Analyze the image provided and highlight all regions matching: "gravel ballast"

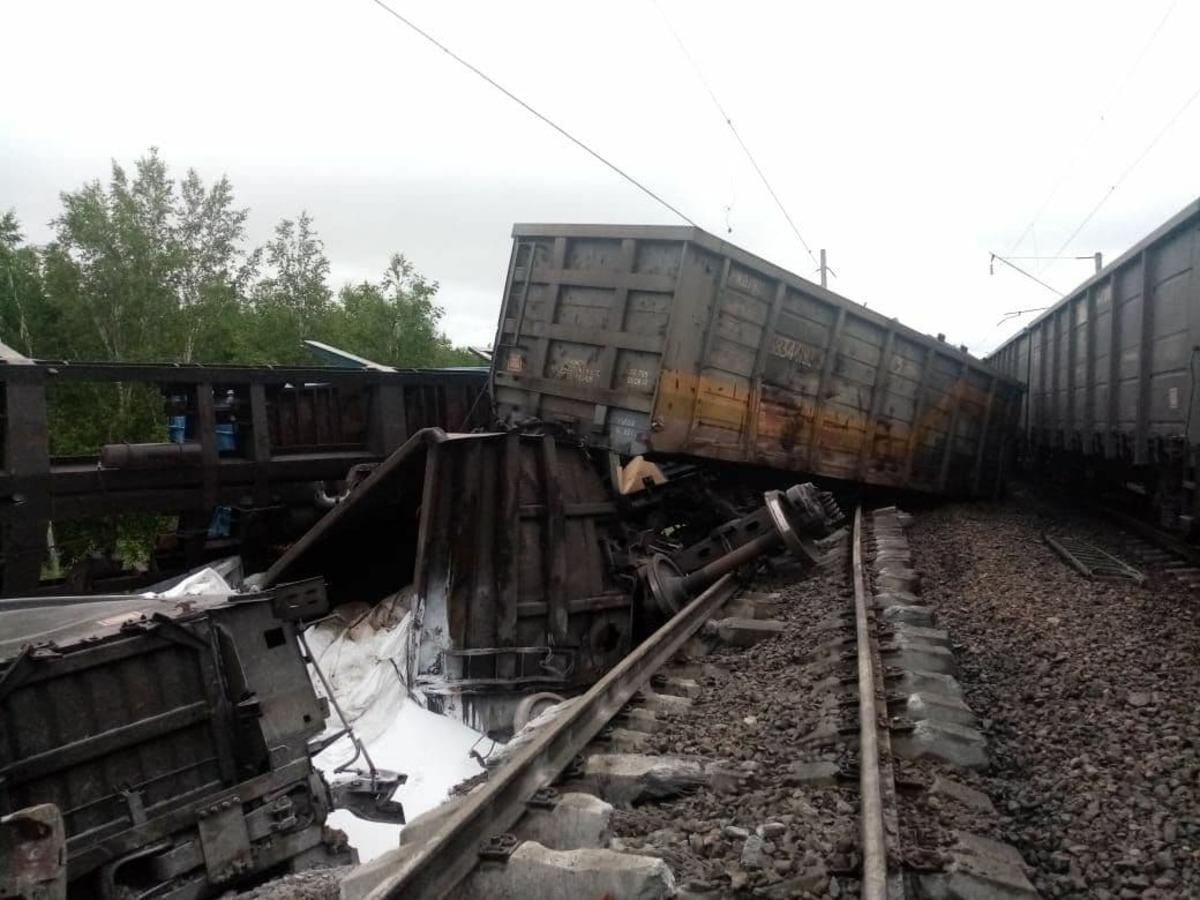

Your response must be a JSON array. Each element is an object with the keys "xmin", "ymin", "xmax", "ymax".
[
  {"xmin": 607, "ymin": 554, "xmax": 865, "ymax": 898},
  {"xmin": 910, "ymin": 492, "xmax": 1200, "ymax": 899}
]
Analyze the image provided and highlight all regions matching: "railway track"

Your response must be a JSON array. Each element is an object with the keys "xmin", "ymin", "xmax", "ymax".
[
  {"xmin": 342, "ymin": 504, "xmax": 1035, "ymax": 900},
  {"xmin": 1091, "ymin": 504, "xmax": 1200, "ymax": 587},
  {"xmin": 852, "ymin": 506, "xmax": 904, "ymax": 899},
  {"xmin": 352, "ymin": 573, "xmax": 744, "ymax": 898},
  {"xmin": 911, "ymin": 497, "xmax": 1199, "ymax": 897},
  {"xmin": 1038, "ymin": 494, "xmax": 1200, "ymax": 588}
]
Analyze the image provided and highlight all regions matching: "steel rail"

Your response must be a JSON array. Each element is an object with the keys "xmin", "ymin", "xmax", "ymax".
[
  {"xmin": 366, "ymin": 574, "xmax": 740, "ymax": 899},
  {"xmin": 1091, "ymin": 501, "xmax": 1200, "ymax": 567},
  {"xmin": 854, "ymin": 506, "xmax": 888, "ymax": 898}
]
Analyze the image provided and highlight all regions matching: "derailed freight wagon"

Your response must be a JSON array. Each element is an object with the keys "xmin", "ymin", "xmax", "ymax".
[
  {"xmin": 0, "ymin": 355, "xmax": 487, "ymax": 597},
  {"xmin": 258, "ymin": 427, "xmax": 841, "ymax": 736},
  {"xmin": 260, "ymin": 429, "xmax": 635, "ymax": 735},
  {"xmin": 491, "ymin": 224, "xmax": 1023, "ymax": 497},
  {"xmin": 988, "ymin": 197, "xmax": 1200, "ymax": 530}
]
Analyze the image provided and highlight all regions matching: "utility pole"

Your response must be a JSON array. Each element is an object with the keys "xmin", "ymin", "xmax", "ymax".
[
  {"xmin": 819, "ymin": 249, "xmax": 828, "ymax": 288},
  {"xmin": 1094, "ymin": 252, "xmax": 1103, "ymax": 273}
]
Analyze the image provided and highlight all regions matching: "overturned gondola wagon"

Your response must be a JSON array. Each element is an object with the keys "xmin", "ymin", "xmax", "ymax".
[
  {"xmin": 491, "ymin": 224, "xmax": 1023, "ymax": 497},
  {"xmin": 0, "ymin": 581, "xmax": 402, "ymax": 899}
]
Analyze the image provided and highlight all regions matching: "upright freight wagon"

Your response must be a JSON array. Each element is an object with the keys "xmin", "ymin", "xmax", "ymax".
[
  {"xmin": 491, "ymin": 224, "xmax": 1023, "ymax": 497},
  {"xmin": 988, "ymin": 197, "xmax": 1200, "ymax": 530}
]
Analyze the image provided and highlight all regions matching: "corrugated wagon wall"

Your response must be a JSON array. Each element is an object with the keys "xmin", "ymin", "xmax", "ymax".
[{"xmin": 988, "ymin": 198, "xmax": 1200, "ymax": 463}]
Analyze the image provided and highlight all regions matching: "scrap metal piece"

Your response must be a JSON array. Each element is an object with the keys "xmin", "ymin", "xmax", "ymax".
[
  {"xmin": 328, "ymin": 770, "xmax": 407, "ymax": 824},
  {"xmin": 0, "ymin": 804, "xmax": 66, "ymax": 900},
  {"xmin": 196, "ymin": 795, "xmax": 252, "ymax": 885},
  {"xmin": 1043, "ymin": 534, "xmax": 1146, "ymax": 584},
  {"xmin": 269, "ymin": 576, "xmax": 329, "ymax": 621}
]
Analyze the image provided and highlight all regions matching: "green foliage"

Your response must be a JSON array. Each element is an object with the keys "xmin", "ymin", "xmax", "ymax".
[
  {"xmin": 0, "ymin": 211, "xmax": 48, "ymax": 356},
  {"xmin": 7, "ymin": 149, "xmax": 475, "ymax": 373},
  {"xmin": 329, "ymin": 254, "xmax": 479, "ymax": 368},
  {"xmin": 5, "ymin": 147, "xmax": 478, "ymax": 371}
]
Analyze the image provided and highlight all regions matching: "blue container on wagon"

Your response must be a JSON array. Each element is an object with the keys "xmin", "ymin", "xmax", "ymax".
[{"xmin": 216, "ymin": 423, "xmax": 237, "ymax": 452}]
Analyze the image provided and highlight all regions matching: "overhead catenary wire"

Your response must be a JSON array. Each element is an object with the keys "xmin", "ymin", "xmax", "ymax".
[
  {"xmin": 995, "ymin": 305, "xmax": 1052, "ymax": 327},
  {"xmin": 365, "ymin": 0, "xmax": 699, "ymax": 228},
  {"xmin": 989, "ymin": 252, "xmax": 1063, "ymax": 296},
  {"xmin": 1001, "ymin": 255, "xmax": 1097, "ymax": 261},
  {"xmin": 1006, "ymin": 0, "xmax": 1179, "ymax": 257},
  {"xmin": 1048, "ymin": 78, "xmax": 1200, "ymax": 261},
  {"xmin": 651, "ymin": 0, "xmax": 820, "ymax": 268}
]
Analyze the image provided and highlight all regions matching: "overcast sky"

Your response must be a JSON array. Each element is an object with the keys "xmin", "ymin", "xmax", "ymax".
[{"xmin": 3, "ymin": 0, "xmax": 1198, "ymax": 356}]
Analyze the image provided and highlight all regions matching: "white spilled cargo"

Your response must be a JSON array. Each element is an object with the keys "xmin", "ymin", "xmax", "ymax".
[{"xmin": 303, "ymin": 596, "xmax": 485, "ymax": 862}]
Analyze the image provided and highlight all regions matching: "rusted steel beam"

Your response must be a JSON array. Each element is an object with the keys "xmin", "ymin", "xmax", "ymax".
[
  {"xmin": 540, "ymin": 436, "xmax": 569, "ymax": 646},
  {"xmin": 495, "ymin": 433, "xmax": 521, "ymax": 682}
]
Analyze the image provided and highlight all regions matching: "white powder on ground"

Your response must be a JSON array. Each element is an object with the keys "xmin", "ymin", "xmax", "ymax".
[{"xmin": 304, "ymin": 600, "xmax": 485, "ymax": 862}]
